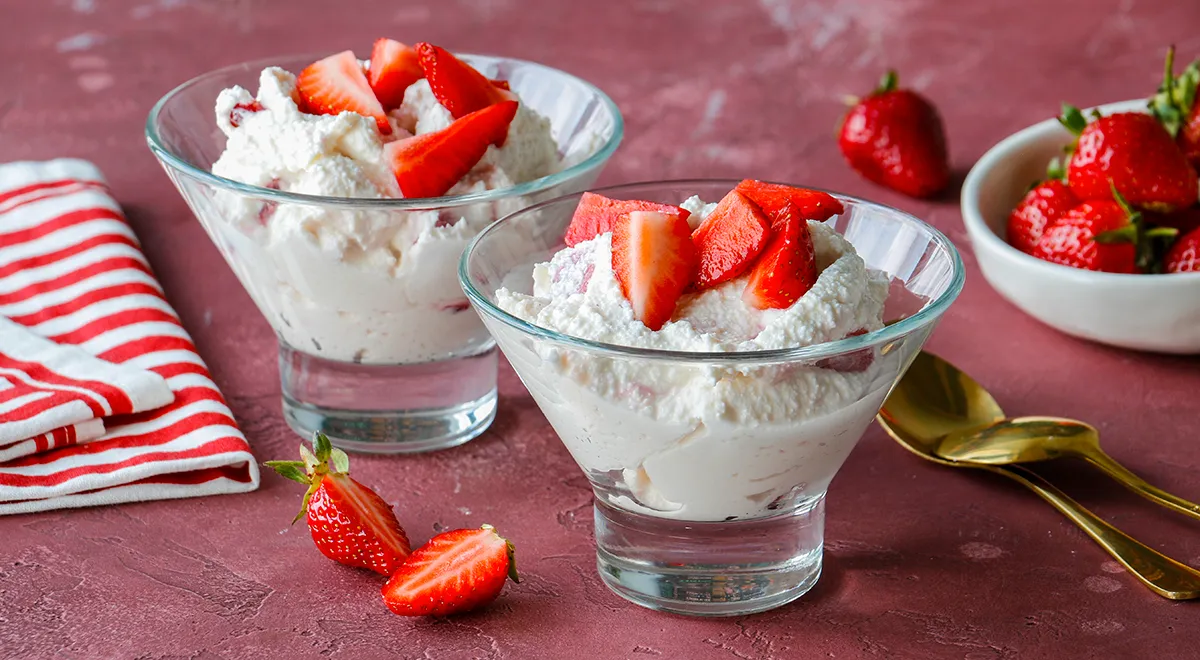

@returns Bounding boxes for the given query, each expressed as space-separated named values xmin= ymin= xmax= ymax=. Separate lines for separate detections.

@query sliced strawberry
xmin=564 ymin=193 xmax=691 ymax=247
xmin=265 ymin=432 xmax=411 ymax=576
xmin=368 ymin=38 xmax=424 ymax=110
xmin=229 ymin=101 xmax=264 ymax=128
xmin=382 ymin=525 xmax=518 ymax=617
xmin=743 ymin=204 xmax=818 ymax=310
xmin=383 ymin=100 xmax=517 ymax=198
xmin=297 ymin=50 xmax=391 ymax=135
xmin=612 ymin=210 xmax=698 ymax=331
xmin=815 ymin=328 xmax=874 ymax=373
xmin=415 ymin=42 xmax=513 ymax=119
xmin=691 ymin=190 xmax=772 ymax=289
xmin=735 ymin=180 xmax=844 ymax=229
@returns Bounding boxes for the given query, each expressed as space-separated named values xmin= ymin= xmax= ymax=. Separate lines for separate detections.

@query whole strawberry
xmin=1165 ymin=226 xmax=1200 ymax=273
xmin=1007 ymin=167 xmax=1079 ymax=254
xmin=1060 ymin=104 xmax=1198 ymax=213
xmin=1148 ymin=46 xmax=1200 ymax=169
xmin=382 ymin=525 xmax=518 ymax=617
xmin=265 ymin=432 xmax=411 ymax=575
xmin=1034 ymin=202 xmax=1136 ymax=273
xmin=838 ymin=70 xmax=950 ymax=198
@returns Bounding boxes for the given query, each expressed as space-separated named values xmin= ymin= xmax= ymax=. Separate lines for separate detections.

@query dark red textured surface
xmin=3 ymin=1 xmax=1200 ymax=658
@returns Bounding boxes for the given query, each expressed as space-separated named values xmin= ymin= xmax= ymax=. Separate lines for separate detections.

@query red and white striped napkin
xmin=0 ymin=315 xmax=175 ymax=462
xmin=0 ymin=158 xmax=259 ymax=514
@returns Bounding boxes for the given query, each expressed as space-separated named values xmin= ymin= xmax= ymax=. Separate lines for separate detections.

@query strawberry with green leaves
xmin=1059 ymin=103 xmax=1198 ymax=213
xmin=1032 ymin=187 xmax=1177 ymax=273
xmin=266 ymin=432 xmax=411 ymax=576
xmin=837 ymin=70 xmax=950 ymax=199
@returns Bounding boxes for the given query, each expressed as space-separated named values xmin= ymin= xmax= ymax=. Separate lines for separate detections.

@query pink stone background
xmin=3 ymin=0 xmax=1200 ymax=658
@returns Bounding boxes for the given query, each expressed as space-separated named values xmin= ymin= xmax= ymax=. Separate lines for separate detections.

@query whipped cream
xmin=207 ymin=66 xmax=561 ymax=364
xmin=494 ymin=198 xmax=891 ymax=521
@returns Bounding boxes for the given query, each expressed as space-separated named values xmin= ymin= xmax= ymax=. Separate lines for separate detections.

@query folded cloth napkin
xmin=0 ymin=158 xmax=259 ymax=514
xmin=0 ymin=316 xmax=175 ymax=462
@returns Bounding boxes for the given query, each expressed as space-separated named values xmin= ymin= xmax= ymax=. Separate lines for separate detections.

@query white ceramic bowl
xmin=961 ymin=99 xmax=1200 ymax=354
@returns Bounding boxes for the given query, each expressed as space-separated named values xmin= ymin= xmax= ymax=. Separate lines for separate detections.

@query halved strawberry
xmin=415 ymin=42 xmax=513 ymax=119
xmin=383 ymin=100 xmax=517 ymax=198
xmin=564 ymin=193 xmax=691 ymax=247
xmin=734 ymin=180 xmax=844 ymax=228
xmin=368 ymin=38 xmax=424 ymax=110
xmin=612 ymin=210 xmax=698 ymax=330
xmin=743 ymin=204 xmax=818 ymax=310
xmin=297 ymin=50 xmax=391 ymax=135
xmin=265 ymin=432 xmax=411 ymax=576
xmin=382 ymin=525 xmax=518 ymax=617
xmin=691 ymin=190 xmax=772 ymax=289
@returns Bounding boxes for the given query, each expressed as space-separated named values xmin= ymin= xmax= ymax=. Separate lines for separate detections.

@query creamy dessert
xmin=495 ymin=181 xmax=892 ymax=521
xmin=208 ymin=40 xmax=560 ymax=364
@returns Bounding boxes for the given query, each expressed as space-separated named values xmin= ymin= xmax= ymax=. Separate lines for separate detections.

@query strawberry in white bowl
xmin=963 ymin=47 xmax=1200 ymax=353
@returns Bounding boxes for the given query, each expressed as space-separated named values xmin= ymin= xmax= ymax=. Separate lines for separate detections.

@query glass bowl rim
xmin=144 ymin=51 xmax=625 ymax=210
xmin=460 ymin=178 xmax=966 ymax=364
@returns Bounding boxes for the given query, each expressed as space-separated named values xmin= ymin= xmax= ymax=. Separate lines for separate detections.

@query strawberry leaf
xmin=330 ymin=448 xmax=350 ymax=474
xmin=298 ymin=445 xmax=320 ymax=472
xmin=313 ymin=431 xmax=332 ymax=463
xmin=1058 ymin=104 xmax=1088 ymax=136
xmin=264 ymin=461 xmax=310 ymax=485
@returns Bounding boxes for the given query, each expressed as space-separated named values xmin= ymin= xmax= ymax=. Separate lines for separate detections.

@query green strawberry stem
xmin=877 ymin=70 xmax=898 ymax=94
xmin=263 ymin=431 xmax=351 ymax=523
xmin=1149 ymin=45 xmax=1200 ymax=137
xmin=1046 ymin=157 xmax=1066 ymax=182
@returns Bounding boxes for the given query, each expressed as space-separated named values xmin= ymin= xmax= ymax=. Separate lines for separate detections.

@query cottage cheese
xmin=208 ymin=66 xmax=560 ymax=364
xmin=494 ymin=198 xmax=892 ymax=521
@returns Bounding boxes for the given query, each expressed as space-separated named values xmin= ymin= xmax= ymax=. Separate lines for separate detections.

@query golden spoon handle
xmin=998 ymin=464 xmax=1200 ymax=600
xmin=1078 ymin=449 xmax=1200 ymax=522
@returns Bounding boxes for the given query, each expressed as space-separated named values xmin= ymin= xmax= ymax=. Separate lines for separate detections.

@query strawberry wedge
xmin=416 ymin=42 xmax=514 ymax=119
xmin=382 ymin=525 xmax=518 ymax=617
xmin=735 ymin=179 xmax=844 ymax=228
xmin=565 ymin=192 xmax=691 ymax=247
xmin=743 ymin=204 xmax=818 ymax=310
xmin=691 ymin=190 xmax=772 ymax=289
xmin=612 ymin=210 xmax=698 ymax=330
xmin=368 ymin=38 xmax=424 ymax=110
xmin=297 ymin=50 xmax=392 ymax=135
xmin=383 ymin=100 xmax=518 ymax=198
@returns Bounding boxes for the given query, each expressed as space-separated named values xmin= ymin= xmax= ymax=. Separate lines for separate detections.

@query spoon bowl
xmin=936 ymin=417 xmax=1099 ymax=465
xmin=937 ymin=416 xmax=1200 ymax=521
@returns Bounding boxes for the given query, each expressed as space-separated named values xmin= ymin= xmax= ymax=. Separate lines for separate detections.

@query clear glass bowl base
xmin=278 ymin=343 xmax=498 ymax=453
xmin=593 ymin=495 xmax=825 ymax=617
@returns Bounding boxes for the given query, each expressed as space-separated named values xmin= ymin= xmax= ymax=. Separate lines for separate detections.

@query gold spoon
xmin=878 ymin=351 xmax=1200 ymax=600
xmin=936 ymin=417 xmax=1200 ymax=521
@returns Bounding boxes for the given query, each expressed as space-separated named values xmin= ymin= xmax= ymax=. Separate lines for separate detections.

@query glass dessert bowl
xmin=460 ymin=179 xmax=964 ymax=616
xmin=147 ymin=48 xmax=622 ymax=453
